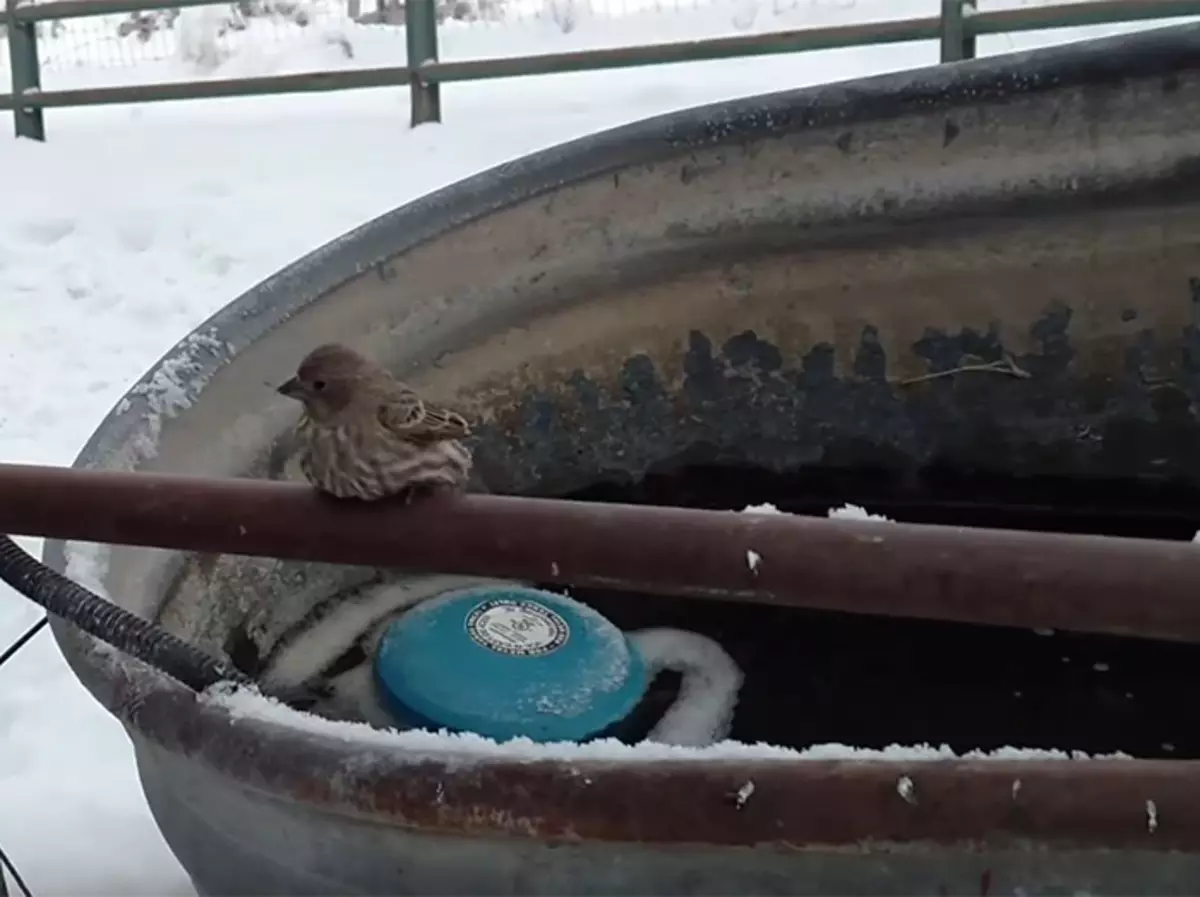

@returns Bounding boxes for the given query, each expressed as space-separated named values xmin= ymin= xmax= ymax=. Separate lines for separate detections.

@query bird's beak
xmin=276 ymin=377 xmax=304 ymax=400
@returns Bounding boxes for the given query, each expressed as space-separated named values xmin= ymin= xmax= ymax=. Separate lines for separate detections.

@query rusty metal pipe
xmin=2 ymin=461 xmax=1200 ymax=643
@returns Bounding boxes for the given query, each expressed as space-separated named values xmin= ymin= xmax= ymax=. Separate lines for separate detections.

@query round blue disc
xmin=374 ymin=585 xmax=648 ymax=743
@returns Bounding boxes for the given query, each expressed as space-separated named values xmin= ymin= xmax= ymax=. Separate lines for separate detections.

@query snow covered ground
xmin=1 ymin=0 xmax=1197 ymax=892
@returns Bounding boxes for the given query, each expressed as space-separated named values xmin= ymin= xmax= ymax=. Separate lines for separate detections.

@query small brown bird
xmin=276 ymin=343 xmax=473 ymax=502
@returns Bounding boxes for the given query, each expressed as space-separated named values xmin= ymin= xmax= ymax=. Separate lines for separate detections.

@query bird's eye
xmin=311 ymin=379 xmax=326 ymax=392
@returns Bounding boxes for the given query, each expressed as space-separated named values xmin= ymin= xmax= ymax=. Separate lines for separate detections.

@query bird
xmin=275 ymin=342 xmax=473 ymax=502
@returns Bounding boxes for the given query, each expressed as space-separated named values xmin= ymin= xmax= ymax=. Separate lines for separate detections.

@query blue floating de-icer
xmin=373 ymin=585 xmax=649 ymax=743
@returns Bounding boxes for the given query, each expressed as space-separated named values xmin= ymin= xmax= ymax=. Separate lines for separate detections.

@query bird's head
xmin=277 ymin=343 xmax=384 ymax=422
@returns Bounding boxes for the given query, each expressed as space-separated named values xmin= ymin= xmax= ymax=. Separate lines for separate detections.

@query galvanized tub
xmin=43 ymin=22 xmax=1200 ymax=895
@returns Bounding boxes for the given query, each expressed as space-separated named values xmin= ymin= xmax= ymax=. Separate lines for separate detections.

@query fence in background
xmin=6 ymin=0 xmax=874 ymax=70
xmin=3 ymin=0 xmax=1200 ymax=140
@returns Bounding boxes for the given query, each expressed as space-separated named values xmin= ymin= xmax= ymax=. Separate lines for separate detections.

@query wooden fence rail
xmin=3 ymin=0 xmax=1200 ymax=140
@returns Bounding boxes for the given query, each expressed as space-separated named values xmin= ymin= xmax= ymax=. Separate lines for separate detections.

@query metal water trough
xmin=40 ymin=22 xmax=1200 ymax=895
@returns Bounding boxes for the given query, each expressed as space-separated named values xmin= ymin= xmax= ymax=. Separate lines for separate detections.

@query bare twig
xmin=898 ymin=353 xmax=1031 ymax=386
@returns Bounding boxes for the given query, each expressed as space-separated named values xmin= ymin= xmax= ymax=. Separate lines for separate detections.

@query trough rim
xmin=42 ymin=21 xmax=1200 ymax=851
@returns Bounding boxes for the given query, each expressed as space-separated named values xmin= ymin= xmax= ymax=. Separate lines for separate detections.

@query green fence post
xmin=939 ymin=0 xmax=976 ymax=63
xmin=5 ymin=0 xmax=45 ymax=141
xmin=405 ymin=0 xmax=440 ymax=126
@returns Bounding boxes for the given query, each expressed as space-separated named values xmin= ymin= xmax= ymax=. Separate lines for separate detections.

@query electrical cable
xmin=0 ymin=535 xmax=252 ymax=692
xmin=0 ymin=533 xmax=271 ymax=897
xmin=0 ymin=616 xmax=45 ymax=897
xmin=0 ymin=618 xmax=47 ymax=670
xmin=0 ymin=532 xmax=341 ymax=897
xmin=0 ymin=842 xmax=33 ymax=897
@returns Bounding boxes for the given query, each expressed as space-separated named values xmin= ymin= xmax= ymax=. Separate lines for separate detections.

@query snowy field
xmin=1 ymin=0 xmax=1197 ymax=892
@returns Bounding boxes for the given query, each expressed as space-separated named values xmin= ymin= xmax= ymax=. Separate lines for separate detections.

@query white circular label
xmin=465 ymin=599 xmax=570 ymax=657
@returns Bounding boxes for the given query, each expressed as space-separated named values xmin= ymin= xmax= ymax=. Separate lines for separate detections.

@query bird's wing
xmin=377 ymin=388 xmax=471 ymax=442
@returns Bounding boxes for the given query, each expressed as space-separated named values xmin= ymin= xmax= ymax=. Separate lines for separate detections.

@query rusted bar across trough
xmin=4 ymin=460 xmax=1200 ymax=643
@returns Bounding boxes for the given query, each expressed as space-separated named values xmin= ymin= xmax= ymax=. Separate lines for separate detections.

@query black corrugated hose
xmin=0 ymin=535 xmax=260 ymax=897
xmin=0 ymin=535 xmax=253 ymax=692
xmin=0 ymin=535 xmax=320 ymax=896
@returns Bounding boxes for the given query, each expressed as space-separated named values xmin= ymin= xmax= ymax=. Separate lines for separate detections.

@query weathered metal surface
xmin=37 ymin=22 xmax=1200 ymax=896
xmin=9 ymin=461 xmax=1200 ymax=643
xmin=122 ymin=683 xmax=1200 ymax=849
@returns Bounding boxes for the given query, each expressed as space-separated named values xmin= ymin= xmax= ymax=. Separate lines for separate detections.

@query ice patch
xmin=113 ymin=327 xmax=231 ymax=470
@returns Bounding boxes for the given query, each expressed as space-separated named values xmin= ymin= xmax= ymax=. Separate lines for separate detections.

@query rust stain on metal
xmin=125 ymin=684 xmax=1200 ymax=850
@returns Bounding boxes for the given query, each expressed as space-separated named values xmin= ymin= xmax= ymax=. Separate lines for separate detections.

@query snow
xmin=744 ymin=547 xmax=762 ymax=572
xmin=259 ymin=574 xmax=496 ymax=693
xmin=628 ymin=627 xmax=743 ymax=747
xmin=741 ymin=501 xmax=894 ymax=521
xmin=828 ymin=502 xmax=894 ymax=523
xmin=0 ymin=1 xmax=1192 ymax=893
xmin=213 ymin=682 xmax=1131 ymax=763
xmin=741 ymin=501 xmax=783 ymax=514
xmin=732 ymin=778 xmax=754 ymax=808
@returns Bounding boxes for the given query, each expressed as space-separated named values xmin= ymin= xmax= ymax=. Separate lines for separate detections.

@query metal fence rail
xmin=4 ymin=0 xmax=1200 ymax=140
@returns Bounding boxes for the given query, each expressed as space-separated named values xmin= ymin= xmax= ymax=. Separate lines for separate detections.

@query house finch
xmin=276 ymin=343 xmax=473 ymax=502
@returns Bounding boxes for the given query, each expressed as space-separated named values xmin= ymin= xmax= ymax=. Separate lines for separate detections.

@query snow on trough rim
xmin=210 ymin=684 xmax=1130 ymax=763
xmin=740 ymin=501 xmax=895 ymax=521
xmin=111 ymin=328 xmax=232 ymax=470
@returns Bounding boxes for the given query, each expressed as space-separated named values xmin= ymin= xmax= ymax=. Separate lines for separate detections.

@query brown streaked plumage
xmin=276 ymin=343 xmax=473 ymax=501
